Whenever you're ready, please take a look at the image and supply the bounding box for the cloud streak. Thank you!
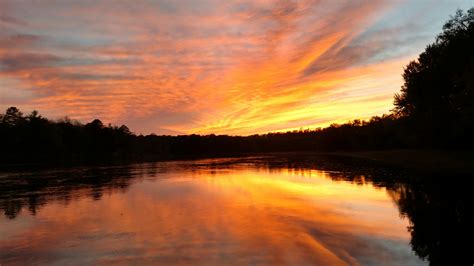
[0,0,472,134]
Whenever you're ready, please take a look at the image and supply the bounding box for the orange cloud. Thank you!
[0,0,468,134]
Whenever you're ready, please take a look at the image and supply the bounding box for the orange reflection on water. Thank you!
[0,164,424,265]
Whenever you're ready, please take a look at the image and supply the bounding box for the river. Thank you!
[1,155,452,265]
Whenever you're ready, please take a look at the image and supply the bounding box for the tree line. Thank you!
[1,8,473,165]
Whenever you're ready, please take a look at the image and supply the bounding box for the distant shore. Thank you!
[1,149,473,175]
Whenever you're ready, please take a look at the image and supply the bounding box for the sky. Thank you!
[1,0,473,135]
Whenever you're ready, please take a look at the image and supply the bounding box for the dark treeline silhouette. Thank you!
[1,8,473,165]
[0,108,404,164]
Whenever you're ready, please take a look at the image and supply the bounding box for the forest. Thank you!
[1,8,473,165]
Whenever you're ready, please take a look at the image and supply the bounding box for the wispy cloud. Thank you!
[0,0,472,134]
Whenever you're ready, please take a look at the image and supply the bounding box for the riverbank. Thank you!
[328,149,474,174]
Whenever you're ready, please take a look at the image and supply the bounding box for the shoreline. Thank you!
[1,149,473,175]
[325,149,474,175]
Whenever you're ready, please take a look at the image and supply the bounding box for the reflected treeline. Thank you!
[0,164,163,219]
[1,155,470,265]
[388,181,440,265]
[386,179,472,266]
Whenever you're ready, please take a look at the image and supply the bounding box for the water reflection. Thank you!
[0,156,458,265]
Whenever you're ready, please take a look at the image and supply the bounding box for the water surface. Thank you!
[0,156,434,265]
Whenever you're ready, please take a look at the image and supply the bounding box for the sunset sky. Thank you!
[1,0,472,135]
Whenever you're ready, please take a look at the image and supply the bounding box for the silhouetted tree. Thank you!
[2,107,24,126]
[394,8,474,147]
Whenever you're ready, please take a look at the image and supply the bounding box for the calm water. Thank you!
[0,156,442,265]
